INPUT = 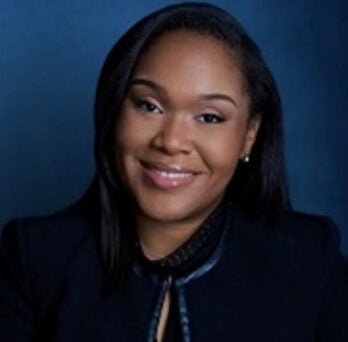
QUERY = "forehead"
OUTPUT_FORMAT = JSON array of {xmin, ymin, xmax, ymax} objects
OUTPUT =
[
  {"xmin": 135, "ymin": 29, "xmax": 239, "ymax": 71},
  {"xmin": 131, "ymin": 30, "xmax": 248, "ymax": 102}
]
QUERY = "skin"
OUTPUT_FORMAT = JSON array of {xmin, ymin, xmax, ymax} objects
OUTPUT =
[
  {"xmin": 114, "ymin": 30, "xmax": 262, "ymax": 258},
  {"xmin": 114, "ymin": 30, "xmax": 262, "ymax": 342}
]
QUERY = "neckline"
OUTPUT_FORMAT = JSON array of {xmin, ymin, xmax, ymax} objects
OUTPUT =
[{"xmin": 136, "ymin": 198, "xmax": 228, "ymax": 278}]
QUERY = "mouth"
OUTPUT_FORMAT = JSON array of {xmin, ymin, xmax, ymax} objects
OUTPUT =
[{"xmin": 140, "ymin": 161, "xmax": 200, "ymax": 190}]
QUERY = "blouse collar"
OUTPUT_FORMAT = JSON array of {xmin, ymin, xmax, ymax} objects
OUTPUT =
[{"xmin": 136, "ymin": 198, "xmax": 228, "ymax": 278}]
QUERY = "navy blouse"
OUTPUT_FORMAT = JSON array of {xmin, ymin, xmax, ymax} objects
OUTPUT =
[{"xmin": 1, "ymin": 195, "xmax": 348, "ymax": 341}]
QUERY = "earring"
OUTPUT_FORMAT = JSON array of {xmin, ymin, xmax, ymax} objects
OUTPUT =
[{"xmin": 241, "ymin": 155, "xmax": 250, "ymax": 163}]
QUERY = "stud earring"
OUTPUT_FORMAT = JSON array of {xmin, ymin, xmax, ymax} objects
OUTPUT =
[{"xmin": 241, "ymin": 155, "xmax": 250, "ymax": 163}]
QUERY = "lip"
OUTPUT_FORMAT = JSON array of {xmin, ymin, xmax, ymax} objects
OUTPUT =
[{"xmin": 140, "ymin": 160, "xmax": 200, "ymax": 190}]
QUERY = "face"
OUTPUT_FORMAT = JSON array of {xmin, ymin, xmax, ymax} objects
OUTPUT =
[{"xmin": 114, "ymin": 30, "xmax": 261, "ymax": 228}]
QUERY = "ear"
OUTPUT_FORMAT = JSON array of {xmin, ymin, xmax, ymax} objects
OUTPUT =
[{"xmin": 240, "ymin": 113, "xmax": 262, "ymax": 159}]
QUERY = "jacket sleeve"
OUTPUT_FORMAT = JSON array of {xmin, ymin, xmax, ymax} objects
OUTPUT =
[
  {"xmin": 316, "ymin": 218, "xmax": 348, "ymax": 341},
  {"xmin": 0, "ymin": 220, "xmax": 35, "ymax": 341}
]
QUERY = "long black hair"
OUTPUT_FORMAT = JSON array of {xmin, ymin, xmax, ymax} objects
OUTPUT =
[{"xmin": 93, "ymin": 2, "xmax": 291, "ymax": 288}]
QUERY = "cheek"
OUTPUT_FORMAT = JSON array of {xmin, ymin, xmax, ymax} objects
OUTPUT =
[
  {"xmin": 115, "ymin": 108, "xmax": 161, "ymax": 152},
  {"xmin": 198, "ymin": 126, "xmax": 246, "ymax": 176},
  {"xmin": 115, "ymin": 117, "xmax": 137, "ymax": 149},
  {"xmin": 115, "ymin": 115, "xmax": 144, "ymax": 158},
  {"xmin": 114, "ymin": 112, "xmax": 156, "ymax": 185},
  {"xmin": 114, "ymin": 115, "xmax": 137, "ymax": 180},
  {"xmin": 211, "ymin": 148, "xmax": 240, "ymax": 182}
]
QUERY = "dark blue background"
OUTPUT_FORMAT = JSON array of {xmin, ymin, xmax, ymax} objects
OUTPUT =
[{"xmin": 1, "ymin": 1, "xmax": 347, "ymax": 252}]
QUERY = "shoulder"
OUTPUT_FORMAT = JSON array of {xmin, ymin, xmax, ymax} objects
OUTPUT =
[
  {"xmin": 0, "ymin": 194, "xmax": 102, "ymax": 320},
  {"xmin": 226, "ymin": 205, "xmax": 344, "ymax": 275},
  {"xmin": 277, "ymin": 209, "xmax": 338, "ymax": 234},
  {"xmin": 232, "ymin": 206, "xmax": 341, "ymax": 250},
  {"xmin": 270, "ymin": 210, "xmax": 340, "ymax": 258},
  {"xmin": 1, "ymin": 198, "xmax": 99, "ymax": 275}
]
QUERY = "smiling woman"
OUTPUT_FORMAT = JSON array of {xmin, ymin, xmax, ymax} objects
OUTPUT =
[
  {"xmin": 1, "ymin": 2, "xmax": 347, "ymax": 342},
  {"xmin": 115, "ymin": 30, "xmax": 261, "ymax": 257}
]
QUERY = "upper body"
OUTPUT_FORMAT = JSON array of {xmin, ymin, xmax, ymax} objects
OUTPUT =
[
  {"xmin": 1, "ymin": 195, "xmax": 348, "ymax": 341},
  {"xmin": 3, "ymin": 3, "xmax": 346, "ymax": 342}
]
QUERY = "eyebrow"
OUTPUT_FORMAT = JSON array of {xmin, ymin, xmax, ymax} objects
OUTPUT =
[
  {"xmin": 129, "ymin": 78, "xmax": 165, "ymax": 95},
  {"xmin": 199, "ymin": 93, "xmax": 237, "ymax": 107},
  {"xmin": 129, "ymin": 78, "xmax": 238, "ymax": 107}
]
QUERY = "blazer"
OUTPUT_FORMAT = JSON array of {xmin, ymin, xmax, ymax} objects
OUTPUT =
[{"xmin": 1, "ymin": 196, "xmax": 348, "ymax": 342}]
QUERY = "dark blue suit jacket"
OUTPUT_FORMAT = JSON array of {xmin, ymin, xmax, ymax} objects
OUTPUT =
[{"xmin": 1, "ymin": 197, "xmax": 348, "ymax": 341}]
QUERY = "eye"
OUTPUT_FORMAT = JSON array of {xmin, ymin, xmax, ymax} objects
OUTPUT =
[
  {"xmin": 197, "ymin": 113, "xmax": 225, "ymax": 124},
  {"xmin": 133, "ymin": 98, "xmax": 162, "ymax": 114}
]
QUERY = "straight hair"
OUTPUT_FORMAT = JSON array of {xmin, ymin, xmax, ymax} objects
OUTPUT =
[{"xmin": 93, "ymin": 2, "xmax": 291, "ymax": 289}]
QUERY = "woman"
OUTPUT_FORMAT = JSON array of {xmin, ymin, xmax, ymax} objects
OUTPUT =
[{"xmin": 1, "ymin": 3, "xmax": 347, "ymax": 341}]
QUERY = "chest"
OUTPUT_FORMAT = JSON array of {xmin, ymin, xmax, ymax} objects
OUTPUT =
[{"xmin": 43, "ymin": 259, "xmax": 323, "ymax": 342}]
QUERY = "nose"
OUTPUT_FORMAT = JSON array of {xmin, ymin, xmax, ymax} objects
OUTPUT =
[{"xmin": 150, "ymin": 115, "xmax": 192, "ymax": 155}]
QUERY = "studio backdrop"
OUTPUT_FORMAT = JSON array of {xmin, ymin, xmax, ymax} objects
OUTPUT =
[{"xmin": 1, "ymin": 0, "xmax": 347, "ymax": 252}]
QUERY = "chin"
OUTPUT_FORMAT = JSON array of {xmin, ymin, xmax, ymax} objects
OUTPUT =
[
  {"xmin": 138, "ymin": 201, "xmax": 190, "ymax": 223},
  {"xmin": 135, "ymin": 194, "xmax": 222, "ymax": 227}
]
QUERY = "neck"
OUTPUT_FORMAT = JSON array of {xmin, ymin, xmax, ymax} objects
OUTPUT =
[{"xmin": 137, "ymin": 211, "xmax": 217, "ymax": 261}]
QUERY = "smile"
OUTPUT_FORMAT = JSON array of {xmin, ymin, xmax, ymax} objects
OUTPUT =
[
  {"xmin": 140, "ymin": 161, "xmax": 198, "ymax": 190},
  {"xmin": 153, "ymin": 170, "xmax": 193, "ymax": 178}
]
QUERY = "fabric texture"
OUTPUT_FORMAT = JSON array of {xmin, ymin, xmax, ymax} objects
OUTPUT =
[{"xmin": 136, "ymin": 198, "xmax": 227, "ymax": 277}]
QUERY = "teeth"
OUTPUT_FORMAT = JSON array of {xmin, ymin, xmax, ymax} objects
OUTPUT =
[{"xmin": 155, "ymin": 170, "xmax": 193, "ymax": 178}]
